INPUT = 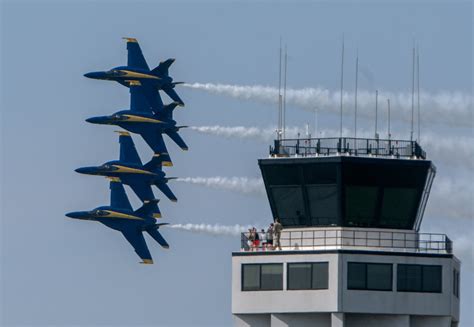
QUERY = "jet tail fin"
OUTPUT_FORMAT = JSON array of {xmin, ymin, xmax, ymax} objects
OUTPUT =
[
  {"xmin": 155, "ymin": 182, "xmax": 178, "ymax": 202},
  {"xmin": 166, "ymin": 130, "xmax": 188, "ymax": 151},
  {"xmin": 151, "ymin": 58, "xmax": 175, "ymax": 77},
  {"xmin": 135, "ymin": 199, "xmax": 161, "ymax": 218},
  {"xmin": 145, "ymin": 227, "xmax": 169, "ymax": 248},
  {"xmin": 143, "ymin": 153, "xmax": 172, "ymax": 171},
  {"xmin": 162, "ymin": 85, "xmax": 184, "ymax": 106}
]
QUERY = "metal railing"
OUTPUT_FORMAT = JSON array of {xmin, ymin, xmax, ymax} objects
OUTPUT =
[
  {"xmin": 270, "ymin": 137, "xmax": 426, "ymax": 159},
  {"xmin": 241, "ymin": 229, "xmax": 452, "ymax": 254}
]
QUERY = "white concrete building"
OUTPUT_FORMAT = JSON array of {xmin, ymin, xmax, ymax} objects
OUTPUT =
[{"xmin": 232, "ymin": 137, "xmax": 461, "ymax": 327}]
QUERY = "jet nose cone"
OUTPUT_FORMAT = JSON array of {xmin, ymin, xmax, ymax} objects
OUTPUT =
[
  {"xmin": 66, "ymin": 211, "xmax": 83, "ymax": 219},
  {"xmin": 86, "ymin": 116, "xmax": 107, "ymax": 124},
  {"xmin": 75, "ymin": 167, "xmax": 94, "ymax": 175},
  {"xmin": 84, "ymin": 71, "xmax": 106, "ymax": 79}
]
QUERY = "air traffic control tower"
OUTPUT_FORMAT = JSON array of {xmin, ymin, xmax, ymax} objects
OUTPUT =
[{"xmin": 232, "ymin": 137, "xmax": 461, "ymax": 327}]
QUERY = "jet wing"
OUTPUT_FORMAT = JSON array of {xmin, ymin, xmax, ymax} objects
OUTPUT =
[
  {"xmin": 129, "ymin": 83, "xmax": 153, "ymax": 113},
  {"xmin": 119, "ymin": 132, "xmax": 142, "ymax": 165},
  {"xmin": 128, "ymin": 182, "xmax": 161, "ymax": 218},
  {"xmin": 109, "ymin": 180, "xmax": 133, "ymax": 211},
  {"xmin": 121, "ymin": 229, "xmax": 153, "ymax": 264},
  {"xmin": 162, "ymin": 85, "xmax": 184, "ymax": 106},
  {"xmin": 140, "ymin": 81, "xmax": 164, "ymax": 112},
  {"xmin": 166, "ymin": 130, "xmax": 188, "ymax": 151},
  {"xmin": 141, "ymin": 132, "xmax": 173, "ymax": 166},
  {"xmin": 123, "ymin": 37, "xmax": 150, "ymax": 71}
]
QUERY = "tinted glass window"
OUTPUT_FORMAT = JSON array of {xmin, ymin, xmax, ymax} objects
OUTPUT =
[
  {"xmin": 312, "ymin": 263, "xmax": 329, "ymax": 289},
  {"xmin": 422, "ymin": 266, "xmax": 442, "ymax": 293},
  {"xmin": 261, "ymin": 264, "xmax": 283, "ymax": 290},
  {"xmin": 348, "ymin": 263, "xmax": 366, "ymax": 289},
  {"xmin": 397, "ymin": 264, "xmax": 442, "ymax": 293},
  {"xmin": 242, "ymin": 265, "xmax": 260, "ymax": 291},
  {"xmin": 271, "ymin": 187, "xmax": 306, "ymax": 226},
  {"xmin": 380, "ymin": 188, "xmax": 418, "ymax": 229},
  {"xmin": 307, "ymin": 185, "xmax": 338, "ymax": 226},
  {"xmin": 288, "ymin": 263, "xmax": 312, "ymax": 290},
  {"xmin": 345, "ymin": 186, "xmax": 379, "ymax": 227},
  {"xmin": 367, "ymin": 263, "xmax": 392, "ymax": 291}
]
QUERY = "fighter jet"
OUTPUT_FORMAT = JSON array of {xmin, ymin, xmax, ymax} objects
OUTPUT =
[
  {"xmin": 66, "ymin": 179, "xmax": 169, "ymax": 264},
  {"xmin": 75, "ymin": 131, "xmax": 178, "ymax": 205},
  {"xmin": 84, "ymin": 37, "xmax": 184, "ymax": 108},
  {"xmin": 86, "ymin": 81, "xmax": 188, "ymax": 155}
]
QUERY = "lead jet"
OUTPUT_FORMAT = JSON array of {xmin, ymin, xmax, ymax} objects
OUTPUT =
[
  {"xmin": 75, "ymin": 131, "xmax": 177, "ymax": 205},
  {"xmin": 66, "ymin": 179, "xmax": 169, "ymax": 264},
  {"xmin": 84, "ymin": 37, "xmax": 184, "ymax": 108},
  {"xmin": 86, "ymin": 81, "xmax": 188, "ymax": 156}
]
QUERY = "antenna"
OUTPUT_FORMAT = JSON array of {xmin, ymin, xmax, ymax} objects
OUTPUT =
[
  {"xmin": 339, "ymin": 34, "xmax": 345, "ymax": 138},
  {"xmin": 277, "ymin": 38, "xmax": 282, "ymax": 140},
  {"xmin": 375, "ymin": 90, "xmax": 378, "ymax": 139},
  {"xmin": 314, "ymin": 107, "xmax": 319, "ymax": 137},
  {"xmin": 387, "ymin": 98, "xmax": 391, "ymax": 140},
  {"xmin": 417, "ymin": 46, "xmax": 421, "ymax": 143},
  {"xmin": 410, "ymin": 45, "xmax": 415, "ymax": 141},
  {"xmin": 354, "ymin": 50, "xmax": 359, "ymax": 139},
  {"xmin": 283, "ymin": 45, "xmax": 288, "ymax": 139}
]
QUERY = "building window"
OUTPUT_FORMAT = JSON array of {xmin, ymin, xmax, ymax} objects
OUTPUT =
[
  {"xmin": 453, "ymin": 269, "xmax": 460, "ymax": 298},
  {"xmin": 397, "ymin": 264, "xmax": 442, "ymax": 293},
  {"xmin": 242, "ymin": 264, "xmax": 283, "ymax": 291},
  {"xmin": 287, "ymin": 262, "xmax": 329, "ymax": 290},
  {"xmin": 348, "ymin": 262, "xmax": 392, "ymax": 291}
]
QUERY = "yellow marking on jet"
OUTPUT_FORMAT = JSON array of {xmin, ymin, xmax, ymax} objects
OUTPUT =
[
  {"xmin": 121, "ymin": 70, "xmax": 160, "ymax": 80},
  {"xmin": 106, "ymin": 177, "xmax": 122, "ymax": 182},
  {"xmin": 102, "ymin": 210, "xmax": 144, "ymax": 221},
  {"xmin": 162, "ymin": 161, "xmax": 173, "ymax": 167},
  {"xmin": 112, "ymin": 165, "xmax": 156, "ymax": 175},
  {"xmin": 114, "ymin": 130, "xmax": 131, "ymax": 136},
  {"xmin": 153, "ymin": 213, "xmax": 162, "ymax": 218},
  {"xmin": 122, "ymin": 114, "xmax": 163, "ymax": 123},
  {"xmin": 141, "ymin": 259, "xmax": 154, "ymax": 264},
  {"xmin": 122, "ymin": 37, "xmax": 138, "ymax": 43},
  {"xmin": 126, "ymin": 80, "xmax": 142, "ymax": 86}
]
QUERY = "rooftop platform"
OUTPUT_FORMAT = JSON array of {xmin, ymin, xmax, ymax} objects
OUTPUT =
[{"xmin": 270, "ymin": 136, "xmax": 426, "ymax": 159}]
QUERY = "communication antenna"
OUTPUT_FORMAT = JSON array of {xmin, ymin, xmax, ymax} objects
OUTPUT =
[
  {"xmin": 417, "ymin": 46, "xmax": 421, "ymax": 143},
  {"xmin": 277, "ymin": 38, "xmax": 282, "ymax": 140},
  {"xmin": 339, "ymin": 34, "xmax": 345, "ymax": 138},
  {"xmin": 283, "ymin": 45, "xmax": 288, "ymax": 139},
  {"xmin": 410, "ymin": 45, "xmax": 415, "ymax": 141},
  {"xmin": 354, "ymin": 50, "xmax": 359, "ymax": 139},
  {"xmin": 375, "ymin": 90, "xmax": 378, "ymax": 139},
  {"xmin": 387, "ymin": 98, "xmax": 391, "ymax": 140},
  {"xmin": 314, "ymin": 107, "xmax": 319, "ymax": 137}
]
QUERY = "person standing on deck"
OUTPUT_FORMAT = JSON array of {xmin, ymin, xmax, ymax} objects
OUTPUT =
[{"xmin": 273, "ymin": 218, "xmax": 283, "ymax": 250}]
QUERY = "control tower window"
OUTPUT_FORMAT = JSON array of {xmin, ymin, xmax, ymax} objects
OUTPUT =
[
  {"xmin": 288, "ymin": 262, "xmax": 329, "ymax": 290},
  {"xmin": 271, "ymin": 187, "xmax": 306, "ymax": 226},
  {"xmin": 380, "ymin": 187, "xmax": 418, "ymax": 229},
  {"xmin": 397, "ymin": 264, "xmax": 442, "ymax": 293},
  {"xmin": 307, "ymin": 185, "xmax": 338, "ymax": 226},
  {"xmin": 348, "ymin": 262, "xmax": 392, "ymax": 291},
  {"xmin": 345, "ymin": 186, "xmax": 379, "ymax": 227},
  {"xmin": 242, "ymin": 264, "xmax": 283, "ymax": 291}
]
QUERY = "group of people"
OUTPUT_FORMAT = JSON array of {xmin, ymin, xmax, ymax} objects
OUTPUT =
[{"xmin": 247, "ymin": 218, "xmax": 283, "ymax": 251}]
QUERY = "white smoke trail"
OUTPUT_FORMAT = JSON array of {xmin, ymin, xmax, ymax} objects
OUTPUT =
[
  {"xmin": 176, "ymin": 177, "xmax": 265, "ymax": 195},
  {"xmin": 190, "ymin": 125, "xmax": 474, "ymax": 169},
  {"xmin": 169, "ymin": 223, "xmax": 254, "ymax": 237},
  {"xmin": 184, "ymin": 83, "xmax": 473, "ymax": 127}
]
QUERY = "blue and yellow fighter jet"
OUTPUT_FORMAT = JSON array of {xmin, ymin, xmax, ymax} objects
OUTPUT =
[
  {"xmin": 66, "ymin": 179, "xmax": 169, "ymax": 264},
  {"xmin": 84, "ymin": 37, "xmax": 184, "ymax": 108},
  {"xmin": 86, "ymin": 81, "xmax": 188, "ymax": 156},
  {"xmin": 75, "ymin": 131, "xmax": 177, "ymax": 204}
]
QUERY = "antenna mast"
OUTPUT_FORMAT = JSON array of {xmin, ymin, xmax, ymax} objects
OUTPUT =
[
  {"xmin": 417, "ymin": 46, "xmax": 420, "ymax": 143},
  {"xmin": 375, "ymin": 90, "xmax": 378, "ymax": 138},
  {"xmin": 387, "ymin": 98, "xmax": 391, "ymax": 139},
  {"xmin": 354, "ymin": 51, "xmax": 359, "ymax": 139},
  {"xmin": 277, "ymin": 38, "xmax": 282, "ymax": 140},
  {"xmin": 283, "ymin": 45, "xmax": 288, "ymax": 139},
  {"xmin": 410, "ymin": 45, "xmax": 415, "ymax": 141},
  {"xmin": 339, "ymin": 35, "xmax": 345, "ymax": 138}
]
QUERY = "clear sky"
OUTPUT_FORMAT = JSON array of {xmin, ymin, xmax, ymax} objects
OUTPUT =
[{"xmin": 1, "ymin": 1, "xmax": 472, "ymax": 326}]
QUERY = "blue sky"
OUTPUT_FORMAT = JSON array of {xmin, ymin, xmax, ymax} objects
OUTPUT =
[{"xmin": 1, "ymin": 1, "xmax": 472, "ymax": 326}]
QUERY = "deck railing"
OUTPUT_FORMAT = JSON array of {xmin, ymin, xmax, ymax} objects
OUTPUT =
[
  {"xmin": 241, "ymin": 229, "xmax": 452, "ymax": 254},
  {"xmin": 270, "ymin": 137, "xmax": 426, "ymax": 159}
]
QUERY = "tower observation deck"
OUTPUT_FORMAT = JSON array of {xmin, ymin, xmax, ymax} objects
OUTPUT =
[{"xmin": 232, "ymin": 136, "xmax": 460, "ymax": 327}]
